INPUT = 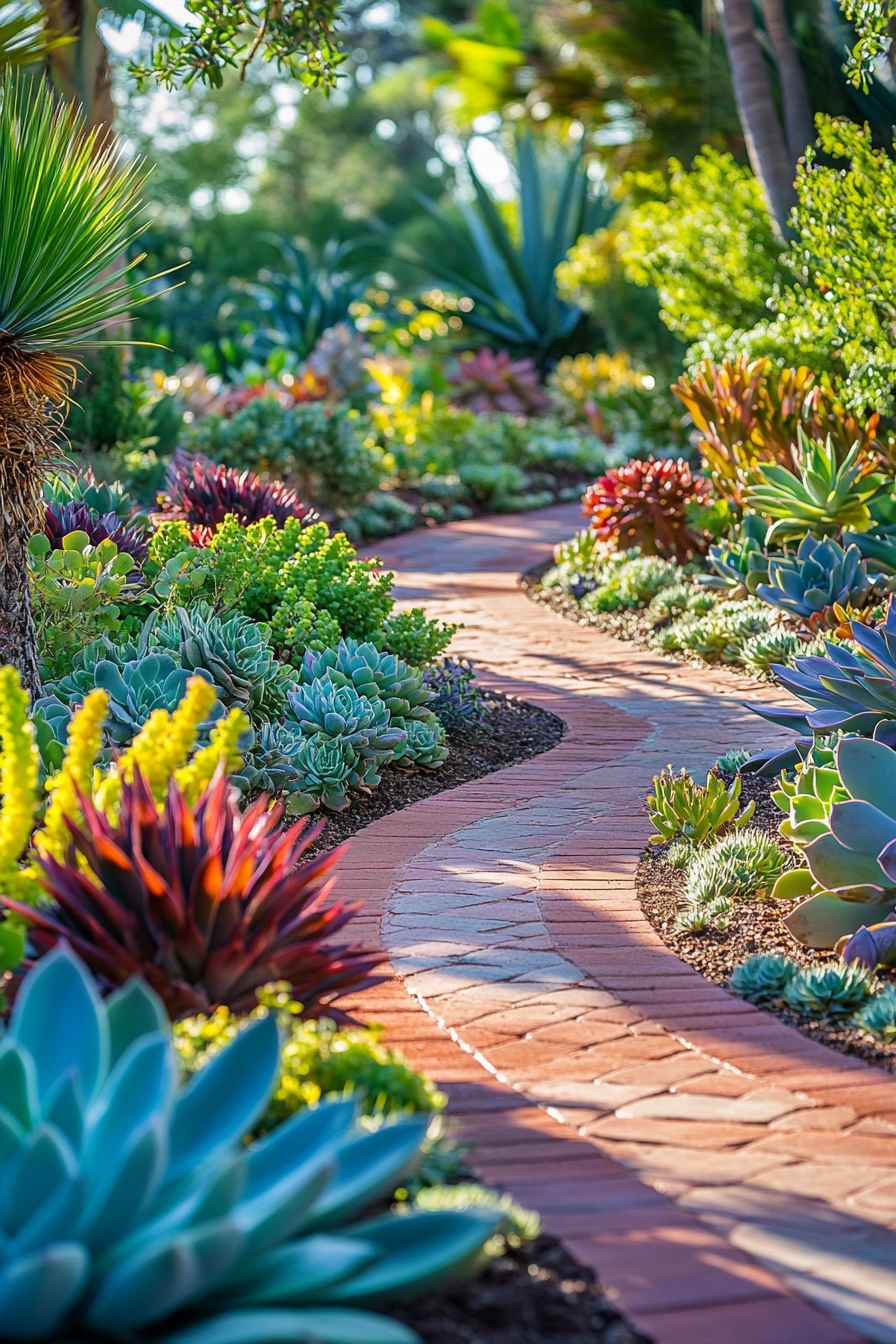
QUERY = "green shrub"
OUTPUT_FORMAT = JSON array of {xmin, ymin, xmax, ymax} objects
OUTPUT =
[
  {"xmin": 183, "ymin": 396, "xmax": 380, "ymax": 510},
  {"xmin": 174, "ymin": 984, "xmax": 445, "ymax": 1132},
  {"xmin": 381, "ymin": 607, "xmax": 457, "ymax": 666},
  {"xmin": 29, "ymin": 531, "xmax": 135, "ymax": 679}
]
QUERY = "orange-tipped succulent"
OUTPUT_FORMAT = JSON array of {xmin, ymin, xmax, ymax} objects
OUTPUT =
[
  {"xmin": 2, "ymin": 766, "xmax": 379, "ymax": 1018},
  {"xmin": 583, "ymin": 455, "xmax": 712, "ymax": 563}
]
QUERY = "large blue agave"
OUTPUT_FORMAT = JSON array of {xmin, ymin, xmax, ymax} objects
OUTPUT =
[{"xmin": 0, "ymin": 946, "xmax": 497, "ymax": 1343}]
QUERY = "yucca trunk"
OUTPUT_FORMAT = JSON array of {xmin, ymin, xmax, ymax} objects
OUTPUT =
[
  {"xmin": 41, "ymin": 0, "xmax": 114, "ymax": 135},
  {"xmin": 0, "ymin": 361, "xmax": 62, "ymax": 697}
]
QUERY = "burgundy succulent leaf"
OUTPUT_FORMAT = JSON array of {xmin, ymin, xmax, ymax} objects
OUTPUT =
[
  {"xmin": 582, "ymin": 455, "xmax": 712, "ymax": 563},
  {"xmin": 44, "ymin": 502, "xmax": 149, "ymax": 567},
  {"xmin": 160, "ymin": 450, "xmax": 315, "ymax": 532},
  {"xmin": 447, "ymin": 349, "xmax": 549, "ymax": 416},
  {"xmin": 3, "ymin": 766, "xmax": 379, "ymax": 1018}
]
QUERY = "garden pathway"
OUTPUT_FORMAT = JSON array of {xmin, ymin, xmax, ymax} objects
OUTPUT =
[{"xmin": 338, "ymin": 504, "xmax": 896, "ymax": 1344}]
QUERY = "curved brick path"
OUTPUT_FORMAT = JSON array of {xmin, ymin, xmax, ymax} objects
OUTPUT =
[{"xmin": 337, "ymin": 504, "xmax": 896, "ymax": 1344}]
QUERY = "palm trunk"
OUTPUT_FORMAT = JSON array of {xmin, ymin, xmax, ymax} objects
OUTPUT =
[
  {"xmin": 0, "ymin": 516, "xmax": 42, "ymax": 700},
  {"xmin": 714, "ymin": 0, "xmax": 796, "ymax": 236},
  {"xmin": 759, "ymin": 0, "xmax": 815, "ymax": 163}
]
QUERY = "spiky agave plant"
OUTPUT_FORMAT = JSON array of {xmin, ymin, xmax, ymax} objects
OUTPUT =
[
  {"xmin": 0, "ymin": 74, "xmax": 147, "ymax": 696},
  {"xmin": 2, "ymin": 765, "xmax": 379, "ymax": 1018}
]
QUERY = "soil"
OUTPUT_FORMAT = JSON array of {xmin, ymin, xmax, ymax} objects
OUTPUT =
[
  {"xmin": 305, "ymin": 689, "xmax": 565, "ymax": 860},
  {"xmin": 636, "ymin": 770, "xmax": 896, "ymax": 1072},
  {"xmin": 387, "ymin": 1232, "xmax": 651, "ymax": 1344}
]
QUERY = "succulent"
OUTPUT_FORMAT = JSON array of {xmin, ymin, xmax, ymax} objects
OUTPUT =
[
  {"xmin": 714, "ymin": 747, "xmax": 751, "ymax": 774},
  {"xmin": 739, "ymin": 627, "xmax": 803, "ymax": 679},
  {"xmin": 647, "ymin": 768, "xmax": 755, "ymax": 846},
  {"xmin": 446, "ymin": 348, "xmax": 549, "ymax": 417},
  {"xmin": 676, "ymin": 895, "xmax": 732, "ymax": 932},
  {"xmin": 647, "ymin": 582, "xmax": 694, "ymax": 620},
  {"xmin": 30, "ymin": 693, "xmax": 73, "ymax": 780},
  {"xmin": 43, "ymin": 501, "xmax": 149, "ymax": 567},
  {"xmin": 750, "ymin": 595, "xmax": 896, "ymax": 737},
  {"xmin": 659, "ymin": 599, "xmax": 773, "ymax": 662},
  {"xmin": 705, "ymin": 514, "xmax": 770, "ymax": 594},
  {"xmin": 5, "ymin": 766, "xmax": 379, "ymax": 1017},
  {"xmin": 728, "ymin": 953, "xmax": 799, "ymax": 1004},
  {"xmin": 287, "ymin": 677, "xmax": 406, "ymax": 766},
  {"xmin": 161, "ymin": 450, "xmax": 315, "ymax": 531},
  {"xmin": 755, "ymin": 534, "xmax": 877, "ymax": 628},
  {"xmin": 232, "ymin": 721, "xmax": 310, "ymax": 810},
  {"xmin": 854, "ymin": 984, "xmax": 896, "ymax": 1039},
  {"xmin": 424, "ymin": 657, "xmax": 489, "ymax": 732},
  {"xmin": 582, "ymin": 456, "xmax": 712, "ymax": 564},
  {"xmin": 302, "ymin": 640, "xmax": 433, "ymax": 721},
  {"xmin": 50, "ymin": 654, "xmax": 213, "ymax": 748},
  {"xmin": 684, "ymin": 828, "xmax": 788, "ymax": 906},
  {"xmin": 288, "ymin": 736, "xmax": 361, "ymax": 813},
  {"xmin": 782, "ymin": 960, "xmax": 876, "ymax": 1017},
  {"xmin": 392, "ymin": 713, "xmax": 449, "ymax": 768},
  {"xmin": 149, "ymin": 603, "xmax": 293, "ymax": 724},
  {"xmin": 743, "ymin": 430, "xmax": 885, "ymax": 545},
  {"xmin": 772, "ymin": 735, "xmax": 851, "ymax": 848},
  {"xmin": 43, "ymin": 469, "xmax": 147, "ymax": 529},
  {"xmin": 0, "ymin": 944, "xmax": 496, "ymax": 1343},
  {"xmin": 836, "ymin": 918, "xmax": 896, "ymax": 971},
  {"xmin": 380, "ymin": 609, "xmax": 457, "ymax": 668}
]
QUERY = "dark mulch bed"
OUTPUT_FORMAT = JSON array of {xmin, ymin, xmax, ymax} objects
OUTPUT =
[
  {"xmin": 305, "ymin": 689, "xmax": 565, "ymax": 860},
  {"xmin": 636, "ymin": 770, "xmax": 896, "ymax": 1072},
  {"xmin": 388, "ymin": 1232, "xmax": 651, "ymax": 1344}
]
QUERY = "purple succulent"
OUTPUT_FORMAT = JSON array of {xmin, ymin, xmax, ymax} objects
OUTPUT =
[
  {"xmin": 44, "ymin": 502, "xmax": 149, "ymax": 567},
  {"xmin": 160, "ymin": 451, "xmax": 315, "ymax": 531}
]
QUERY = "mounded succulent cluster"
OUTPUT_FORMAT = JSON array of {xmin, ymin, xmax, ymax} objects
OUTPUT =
[
  {"xmin": 681, "ymin": 828, "xmax": 787, "ymax": 922},
  {"xmin": 647, "ymin": 768, "xmax": 754, "ymax": 846},
  {"xmin": 161, "ymin": 450, "xmax": 315, "ymax": 534},
  {"xmin": 583, "ymin": 456, "xmax": 712, "ymax": 564},
  {"xmin": 755, "ymin": 534, "xmax": 881, "ymax": 630},
  {"xmin": 728, "ymin": 954, "xmax": 797, "ymax": 1004},
  {"xmin": 728, "ymin": 955, "xmax": 875, "ymax": 1017},
  {"xmin": 0, "ymin": 945, "xmax": 497, "ymax": 1344}
]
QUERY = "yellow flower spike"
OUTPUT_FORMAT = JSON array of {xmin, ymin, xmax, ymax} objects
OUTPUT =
[
  {"xmin": 0, "ymin": 667, "xmax": 42, "ymax": 901},
  {"xmin": 117, "ymin": 676, "xmax": 219, "ymax": 804},
  {"xmin": 35, "ymin": 688, "xmax": 108, "ymax": 862},
  {"xmin": 176, "ymin": 707, "xmax": 249, "ymax": 806}
]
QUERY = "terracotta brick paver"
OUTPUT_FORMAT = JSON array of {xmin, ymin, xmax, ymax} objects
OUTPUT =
[{"xmin": 336, "ymin": 505, "xmax": 896, "ymax": 1343}]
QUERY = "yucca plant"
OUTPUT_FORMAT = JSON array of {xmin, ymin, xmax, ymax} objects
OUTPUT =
[
  {"xmin": 0, "ymin": 74, "xmax": 148, "ymax": 696},
  {"xmin": 3, "ymin": 765, "xmax": 379, "ymax": 1018}
]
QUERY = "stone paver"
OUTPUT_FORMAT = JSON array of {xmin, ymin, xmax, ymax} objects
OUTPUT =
[{"xmin": 334, "ymin": 505, "xmax": 896, "ymax": 1343}]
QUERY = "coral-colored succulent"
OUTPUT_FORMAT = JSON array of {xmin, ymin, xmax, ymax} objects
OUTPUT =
[
  {"xmin": 583, "ymin": 455, "xmax": 712, "ymax": 562},
  {"xmin": 447, "ymin": 348, "xmax": 549, "ymax": 416},
  {"xmin": 3, "ymin": 766, "xmax": 378, "ymax": 1018},
  {"xmin": 159, "ymin": 450, "xmax": 315, "ymax": 532}
]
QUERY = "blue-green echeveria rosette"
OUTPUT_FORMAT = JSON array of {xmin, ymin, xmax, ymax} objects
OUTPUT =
[{"xmin": 0, "ymin": 945, "xmax": 497, "ymax": 1344}]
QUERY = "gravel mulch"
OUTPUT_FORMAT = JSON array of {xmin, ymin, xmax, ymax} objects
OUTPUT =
[
  {"xmin": 636, "ymin": 771, "xmax": 896, "ymax": 1072},
  {"xmin": 388, "ymin": 1232, "xmax": 651, "ymax": 1344},
  {"xmin": 305, "ymin": 690, "xmax": 565, "ymax": 861}
]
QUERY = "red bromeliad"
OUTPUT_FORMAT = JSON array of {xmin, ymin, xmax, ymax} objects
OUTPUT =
[
  {"xmin": 3, "ymin": 767, "xmax": 379, "ymax": 1018},
  {"xmin": 583, "ymin": 455, "xmax": 712, "ymax": 563}
]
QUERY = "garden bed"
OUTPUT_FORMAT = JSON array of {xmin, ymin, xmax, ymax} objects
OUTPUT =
[
  {"xmin": 520, "ymin": 559, "xmax": 655, "ymax": 648},
  {"xmin": 388, "ymin": 1231, "xmax": 650, "ymax": 1344},
  {"xmin": 306, "ymin": 688, "xmax": 565, "ymax": 859},
  {"xmin": 636, "ymin": 771, "xmax": 896, "ymax": 1073}
]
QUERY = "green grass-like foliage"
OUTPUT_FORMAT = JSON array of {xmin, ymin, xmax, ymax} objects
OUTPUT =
[
  {"xmin": 647, "ymin": 768, "xmax": 755, "ymax": 846},
  {"xmin": 0, "ymin": 73, "xmax": 147, "ymax": 355},
  {"xmin": 782, "ymin": 961, "xmax": 876, "ymax": 1017},
  {"xmin": 728, "ymin": 954, "xmax": 798, "ymax": 1004},
  {"xmin": 174, "ymin": 985, "xmax": 445, "ymax": 1130},
  {"xmin": 684, "ymin": 828, "xmax": 787, "ymax": 908},
  {"xmin": 0, "ymin": 946, "xmax": 494, "ymax": 1344}
]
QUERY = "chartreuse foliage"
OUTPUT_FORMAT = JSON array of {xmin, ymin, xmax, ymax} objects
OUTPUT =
[
  {"xmin": 647, "ymin": 769, "xmax": 754, "ymax": 846},
  {"xmin": 0, "ymin": 944, "xmax": 497, "ymax": 1343},
  {"xmin": 174, "ymin": 985, "xmax": 445, "ymax": 1130},
  {"xmin": 743, "ymin": 432, "xmax": 884, "ymax": 545}
]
